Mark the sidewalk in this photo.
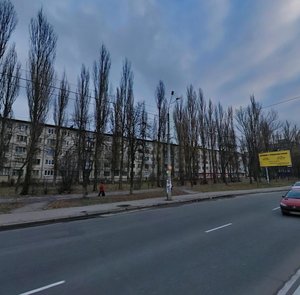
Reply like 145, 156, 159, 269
0, 186, 290, 230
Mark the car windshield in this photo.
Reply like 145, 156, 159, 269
286, 190, 300, 199
293, 182, 300, 186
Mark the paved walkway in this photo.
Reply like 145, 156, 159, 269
0, 186, 290, 230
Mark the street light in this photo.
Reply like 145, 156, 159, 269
166, 91, 181, 201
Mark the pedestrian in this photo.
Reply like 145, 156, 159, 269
98, 182, 105, 197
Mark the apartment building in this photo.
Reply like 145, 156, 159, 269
0, 119, 246, 184
0, 119, 159, 183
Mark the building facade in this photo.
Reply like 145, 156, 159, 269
0, 119, 246, 184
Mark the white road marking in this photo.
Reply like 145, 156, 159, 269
205, 223, 232, 233
277, 268, 300, 295
272, 207, 280, 211
293, 284, 300, 295
18, 280, 65, 295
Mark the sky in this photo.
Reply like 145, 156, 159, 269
8, 0, 300, 126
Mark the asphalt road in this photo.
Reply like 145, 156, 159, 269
0, 191, 299, 295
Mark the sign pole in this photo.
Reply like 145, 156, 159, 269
265, 167, 270, 184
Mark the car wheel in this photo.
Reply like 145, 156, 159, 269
281, 210, 289, 216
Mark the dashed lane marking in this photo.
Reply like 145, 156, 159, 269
18, 280, 65, 295
205, 223, 232, 233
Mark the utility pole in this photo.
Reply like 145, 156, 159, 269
166, 91, 181, 201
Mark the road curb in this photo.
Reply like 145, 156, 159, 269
0, 188, 289, 231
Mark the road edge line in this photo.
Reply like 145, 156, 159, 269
277, 268, 300, 295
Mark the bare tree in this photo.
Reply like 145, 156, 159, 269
227, 107, 240, 182
110, 92, 122, 183
155, 80, 167, 187
149, 116, 158, 187
93, 44, 110, 190
215, 106, 240, 183
0, 0, 17, 60
126, 99, 141, 195
207, 99, 217, 183
137, 102, 149, 188
198, 88, 208, 183
122, 67, 144, 194
215, 103, 229, 184
280, 121, 300, 178
259, 110, 281, 180
53, 72, 70, 184
73, 65, 91, 196
116, 58, 133, 189
58, 148, 77, 193
236, 95, 262, 184
0, 0, 18, 171
239, 137, 249, 178
0, 44, 20, 170
260, 110, 280, 152
174, 98, 185, 185
185, 85, 199, 186
20, 9, 57, 195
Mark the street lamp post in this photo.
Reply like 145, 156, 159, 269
166, 91, 180, 201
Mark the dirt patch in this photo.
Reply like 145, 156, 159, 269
188, 180, 293, 193
47, 188, 184, 209
0, 203, 23, 214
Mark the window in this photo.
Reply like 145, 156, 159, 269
104, 171, 110, 177
46, 148, 54, 156
48, 128, 54, 134
44, 170, 53, 176
33, 159, 41, 165
17, 135, 27, 143
45, 159, 54, 165
0, 168, 9, 176
145, 164, 149, 170
15, 157, 25, 163
18, 124, 28, 131
15, 146, 26, 154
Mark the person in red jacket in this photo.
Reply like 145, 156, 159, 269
98, 182, 105, 197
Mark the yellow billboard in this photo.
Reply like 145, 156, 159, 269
259, 150, 292, 167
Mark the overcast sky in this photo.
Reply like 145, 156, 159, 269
9, 0, 300, 125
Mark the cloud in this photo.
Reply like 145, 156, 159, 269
8, 0, 300, 125
197, 0, 300, 112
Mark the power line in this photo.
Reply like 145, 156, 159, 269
17, 66, 160, 111
2, 72, 159, 127
262, 95, 300, 109
17, 76, 115, 105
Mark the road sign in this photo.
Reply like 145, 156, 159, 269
259, 150, 292, 167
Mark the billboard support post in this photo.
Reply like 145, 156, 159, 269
265, 167, 269, 184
